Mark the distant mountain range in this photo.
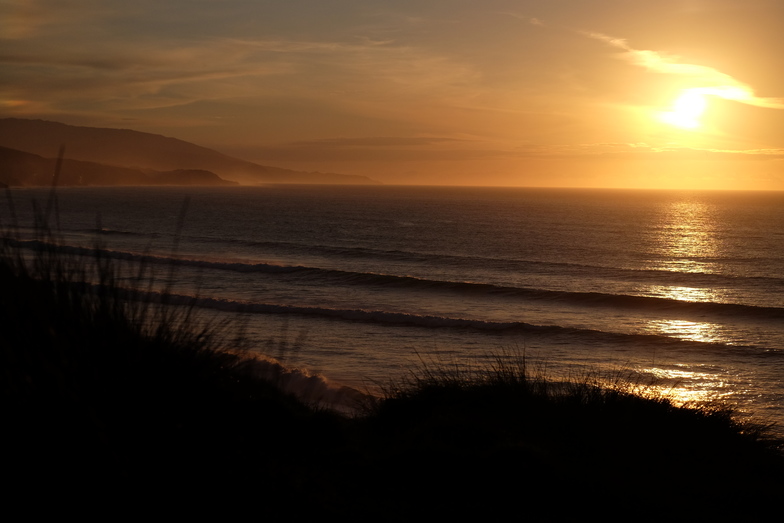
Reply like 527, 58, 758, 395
0, 118, 378, 187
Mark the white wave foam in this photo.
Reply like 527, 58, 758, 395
231, 351, 374, 415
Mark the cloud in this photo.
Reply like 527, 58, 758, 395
239, 139, 504, 163
499, 12, 544, 26
0, 30, 479, 121
288, 137, 466, 148
586, 32, 784, 109
2, 26, 478, 103
1, 0, 101, 38
511, 142, 784, 161
271, 138, 784, 164
0, 40, 297, 114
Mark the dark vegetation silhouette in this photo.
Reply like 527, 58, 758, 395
2, 159, 782, 519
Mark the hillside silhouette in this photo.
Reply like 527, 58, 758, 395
0, 146, 238, 187
0, 119, 378, 185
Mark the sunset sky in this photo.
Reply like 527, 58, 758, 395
3, 0, 784, 188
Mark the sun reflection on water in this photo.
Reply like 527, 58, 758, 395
646, 284, 725, 303
641, 365, 735, 406
647, 198, 724, 275
639, 197, 734, 343
645, 319, 725, 344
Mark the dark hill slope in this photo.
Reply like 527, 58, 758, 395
0, 146, 236, 187
0, 118, 378, 185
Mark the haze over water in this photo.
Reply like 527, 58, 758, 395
5, 185, 784, 435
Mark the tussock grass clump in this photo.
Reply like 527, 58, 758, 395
0, 201, 348, 513
356, 354, 784, 520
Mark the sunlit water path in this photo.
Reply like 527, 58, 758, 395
4, 185, 784, 434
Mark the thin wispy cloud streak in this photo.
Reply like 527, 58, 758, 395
587, 31, 784, 110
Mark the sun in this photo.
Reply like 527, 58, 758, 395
659, 89, 708, 129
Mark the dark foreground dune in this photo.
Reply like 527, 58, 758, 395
3, 228, 783, 521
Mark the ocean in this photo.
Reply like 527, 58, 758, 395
4, 185, 784, 434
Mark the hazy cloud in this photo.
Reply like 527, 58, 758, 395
512, 142, 784, 161
1, 30, 478, 117
288, 137, 467, 148
0, 0, 112, 39
498, 12, 544, 26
